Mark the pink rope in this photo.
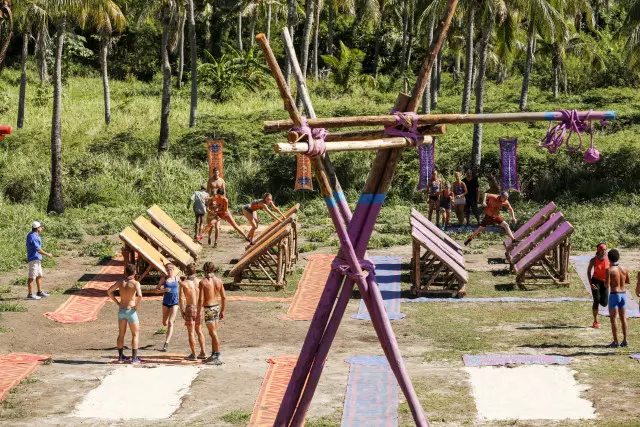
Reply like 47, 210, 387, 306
384, 111, 422, 147
292, 117, 327, 158
538, 109, 592, 153
331, 258, 375, 282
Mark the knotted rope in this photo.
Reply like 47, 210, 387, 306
538, 109, 605, 163
292, 117, 328, 158
331, 257, 376, 282
384, 111, 422, 147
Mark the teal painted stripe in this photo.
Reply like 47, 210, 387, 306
372, 193, 387, 204
325, 196, 337, 207
544, 112, 556, 121
333, 191, 346, 203
605, 111, 616, 120
358, 194, 374, 205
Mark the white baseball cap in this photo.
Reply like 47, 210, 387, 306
32, 221, 42, 229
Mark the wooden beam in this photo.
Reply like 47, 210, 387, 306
276, 135, 433, 154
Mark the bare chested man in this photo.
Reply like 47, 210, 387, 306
179, 263, 206, 360
605, 249, 629, 348
107, 263, 143, 364
207, 168, 226, 197
198, 262, 226, 365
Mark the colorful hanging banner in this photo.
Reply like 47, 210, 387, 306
416, 138, 436, 191
206, 140, 224, 179
500, 137, 520, 192
295, 154, 313, 191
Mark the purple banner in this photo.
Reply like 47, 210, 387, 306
416, 138, 436, 191
500, 137, 520, 192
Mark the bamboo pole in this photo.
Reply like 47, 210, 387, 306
277, 135, 433, 154
264, 110, 616, 131
324, 124, 445, 141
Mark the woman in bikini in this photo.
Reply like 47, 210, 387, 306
156, 263, 180, 352
426, 170, 442, 226
197, 189, 250, 246
439, 182, 454, 230
242, 193, 285, 242
452, 172, 468, 226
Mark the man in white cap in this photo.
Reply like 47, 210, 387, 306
26, 221, 53, 300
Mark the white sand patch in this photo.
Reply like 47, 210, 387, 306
466, 365, 596, 421
72, 365, 201, 420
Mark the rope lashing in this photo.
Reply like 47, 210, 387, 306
331, 257, 376, 282
384, 111, 422, 147
291, 117, 327, 158
539, 109, 592, 154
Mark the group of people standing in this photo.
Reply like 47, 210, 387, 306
188, 168, 285, 247
107, 261, 227, 365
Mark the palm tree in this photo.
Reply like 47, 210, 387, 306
296, 0, 314, 109
461, 0, 475, 114
620, 0, 640, 67
14, 0, 47, 128
327, 0, 354, 55
81, 0, 125, 125
177, 10, 185, 88
140, 0, 181, 153
311, 0, 323, 79
284, 0, 295, 83
0, 0, 13, 73
48, 13, 65, 214
187, 0, 197, 126
514, 0, 567, 110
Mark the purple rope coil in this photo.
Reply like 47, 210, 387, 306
384, 111, 422, 147
292, 117, 327, 158
331, 257, 376, 282
539, 109, 592, 153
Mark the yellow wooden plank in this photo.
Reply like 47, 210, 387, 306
133, 216, 194, 268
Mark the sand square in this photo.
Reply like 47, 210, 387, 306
73, 365, 201, 420
465, 365, 596, 420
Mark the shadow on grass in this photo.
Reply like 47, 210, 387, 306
516, 325, 586, 330
488, 257, 507, 265
519, 343, 606, 349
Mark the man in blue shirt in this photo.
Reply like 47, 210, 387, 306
26, 221, 53, 300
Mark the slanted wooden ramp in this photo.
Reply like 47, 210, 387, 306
146, 205, 201, 260
119, 226, 172, 282
247, 203, 300, 270
229, 227, 292, 289
505, 202, 557, 250
410, 209, 468, 297
133, 216, 194, 270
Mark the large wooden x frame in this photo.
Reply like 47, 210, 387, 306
256, 2, 457, 425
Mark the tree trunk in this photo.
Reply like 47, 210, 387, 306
266, 2, 272, 41
0, 5, 12, 74
205, 17, 212, 53
461, 3, 474, 114
187, 0, 197, 127
373, 24, 381, 78
422, 17, 434, 114
429, 16, 437, 110
563, 70, 568, 94
177, 12, 185, 88
400, 2, 409, 77
406, 2, 414, 69
553, 56, 559, 99
17, 32, 28, 129
471, 12, 493, 174
250, 7, 257, 47
311, 0, 320, 79
100, 37, 111, 125
519, 20, 535, 111
285, 0, 296, 84
237, 12, 243, 51
297, 0, 314, 110
35, 30, 48, 84
327, 0, 334, 55
436, 41, 443, 92
159, 17, 172, 153
48, 21, 65, 214
453, 50, 461, 82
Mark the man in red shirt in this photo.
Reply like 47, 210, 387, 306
464, 192, 517, 246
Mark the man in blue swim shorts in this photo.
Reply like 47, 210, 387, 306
107, 264, 143, 363
605, 249, 630, 348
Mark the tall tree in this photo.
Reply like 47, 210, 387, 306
296, 0, 314, 109
237, 9, 243, 50
311, 0, 322, 79
186, 0, 197, 126
177, 10, 185, 88
515, 0, 567, 110
620, 0, 640, 67
48, 15, 64, 213
0, 0, 13, 73
284, 0, 295, 83
461, 1, 474, 113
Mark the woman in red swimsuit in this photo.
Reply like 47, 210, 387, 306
587, 243, 609, 329
242, 193, 285, 242
197, 189, 250, 247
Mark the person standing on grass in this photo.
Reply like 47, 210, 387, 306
26, 221, 53, 300
425, 170, 442, 226
156, 263, 180, 352
487, 171, 500, 195
462, 170, 481, 226
439, 183, 454, 230
107, 263, 143, 364
464, 192, 517, 246
605, 249, 630, 348
452, 172, 468, 226
198, 262, 226, 365
242, 193, 285, 242
187, 184, 209, 239
179, 263, 206, 360
587, 243, 609, 329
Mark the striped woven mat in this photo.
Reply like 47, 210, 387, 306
280, 254, 333, 320
0, 353, 51, 402
249, 355, 299, 426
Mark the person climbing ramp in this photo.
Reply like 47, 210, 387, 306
464, 192, 517, 246
197, 189, 250, 247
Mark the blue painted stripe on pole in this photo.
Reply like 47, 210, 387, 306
605, 111, 616, 120
325, 197, 337, 207
358, 194, 374, 205
333, 191, 346, 203
372, 193, 387, 204
544, 112, 556, 121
